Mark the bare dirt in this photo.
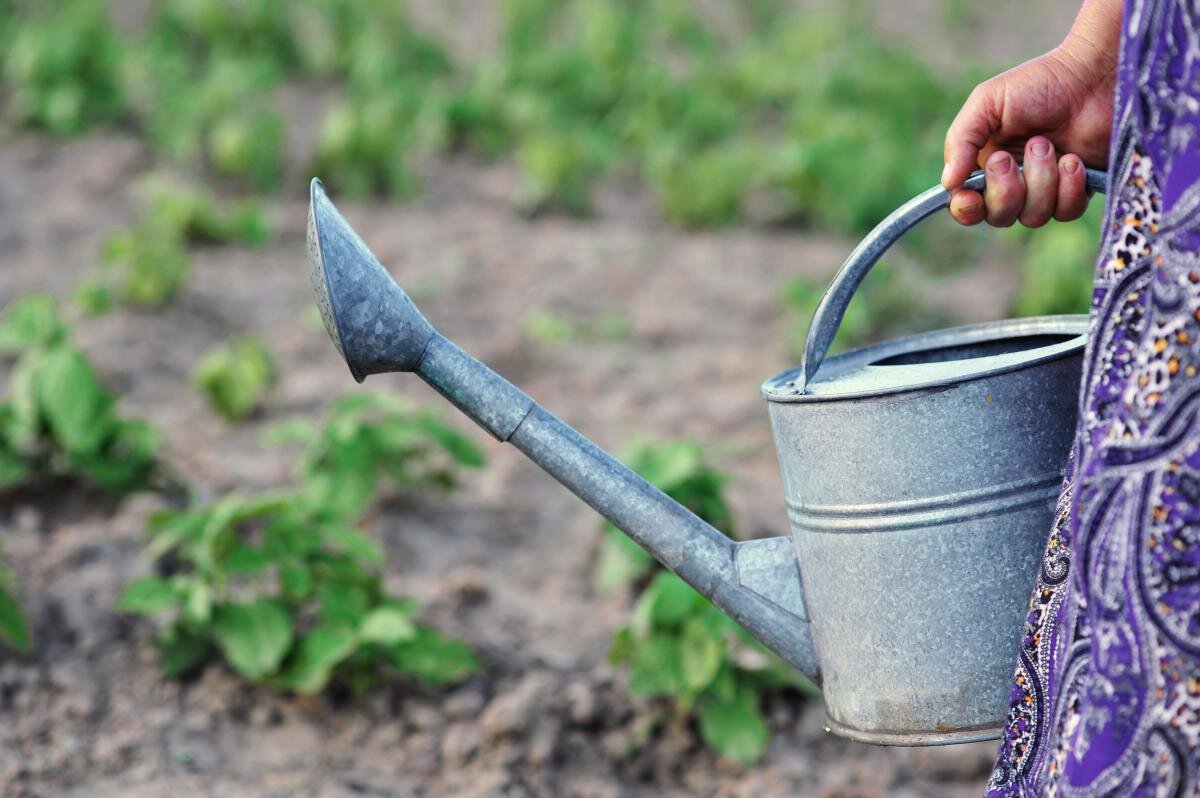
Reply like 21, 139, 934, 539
0, 123, 1028, 798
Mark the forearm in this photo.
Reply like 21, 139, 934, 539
1059, 0, 1123, 74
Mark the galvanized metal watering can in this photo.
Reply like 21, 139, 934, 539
305, 167, 1106, 746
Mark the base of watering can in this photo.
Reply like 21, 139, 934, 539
824, 714, 1002, 747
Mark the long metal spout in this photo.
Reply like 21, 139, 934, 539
307, 179, 819, 683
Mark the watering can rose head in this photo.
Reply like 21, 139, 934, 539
306, 172, 1100, 746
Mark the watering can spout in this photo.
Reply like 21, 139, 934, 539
307, 178, 820, 684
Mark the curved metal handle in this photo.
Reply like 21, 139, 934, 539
798, 167, 1108, 389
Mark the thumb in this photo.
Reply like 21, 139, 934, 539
942, 84, 1000, 189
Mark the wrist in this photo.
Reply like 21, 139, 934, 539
1058, 0, 1122, 77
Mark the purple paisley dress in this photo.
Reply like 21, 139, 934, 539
986, 0, 1200, 795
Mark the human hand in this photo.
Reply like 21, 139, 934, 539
941, 1, 1120, 227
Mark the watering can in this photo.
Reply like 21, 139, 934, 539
305, 167, 1106, 746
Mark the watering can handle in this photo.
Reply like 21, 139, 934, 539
798, 166, 1108, 389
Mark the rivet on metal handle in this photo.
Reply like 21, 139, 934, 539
797, 167, 1108, 391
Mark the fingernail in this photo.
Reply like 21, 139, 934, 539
1030, 138, 1051, 158
1061, 157, 1080, 174
960, 200, 981, 214
941, 163, 952, 186
988, 153, 1012, 174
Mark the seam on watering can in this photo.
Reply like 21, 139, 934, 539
785, 471, 1063, 532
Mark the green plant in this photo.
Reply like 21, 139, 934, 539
100, 225, 191, 309
142, 179, 272, 246
3, 0, 125, 134
193, 337, 277, 421
269, 392, 486, 523
524, 308, 630, 347
95, 181, 271, 310
610, 570, 815, 765
0, 294, 161, 494
0, 559, 30, 654
1012, 206, 1103, 317
208, 107, 285, 190
596, 439, 813, 763
120, 390, 485, 692
118, 492, 479, 691
594, 441, 733, 592
0, 1, 990, 231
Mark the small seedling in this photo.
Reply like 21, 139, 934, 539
120, 391, 484, 692
610, 570, 815, 765
269, 392, 485, 524
94, 181, 271, 311
0, 294, 161, 494
118, 493, 479, 692
598, 440, 811, 765
193, 336, 277, 422
2, 0, 125, 135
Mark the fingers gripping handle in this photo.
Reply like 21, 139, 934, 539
797, 167, 1108, 390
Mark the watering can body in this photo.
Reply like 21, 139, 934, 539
764, 317, 1084, 743
305, 168, 1105, 746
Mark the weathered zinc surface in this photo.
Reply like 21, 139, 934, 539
306, 171, 1102, 746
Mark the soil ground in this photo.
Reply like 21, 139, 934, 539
0, 2, 1079, 794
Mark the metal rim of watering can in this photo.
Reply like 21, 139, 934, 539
796, 166, 1108, 392
762, 314, 1089, 402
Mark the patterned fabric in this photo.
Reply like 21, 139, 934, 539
987, 1, 1200, 795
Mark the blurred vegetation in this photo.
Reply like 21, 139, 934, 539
82, 179, 272, 312
1010, 204, 1104, 317
598, 441, 816, 764
0, 294, 162, 494
0, 558, 30, 654
0, 0, 1099, 339
0, 0, 981, 233
118, 391, 484, 692
193, 336, 277, 421
268, 392, 486, 523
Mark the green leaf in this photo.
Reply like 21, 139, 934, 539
634, 571, 702, 633
157, 621, 211, 678
415, 416, 485, 468
279, 560, 314, 599
359, 604, 416, 645
223, 543, 275, 574
0, 441, 29, 489
696, 681, 770, 766
210, 599, 293, 680
0, 294, 65, 351
0, 582, 30, 653
317, 583, 370, 627
279, 625, 358, 694
4, 354, 42, 450
594, 528, 654, 592
680, 617, 724, 694
117, 576, 177, 614
388, 626, 479, 685
192, 337, 276, 421
627, 631, 685, 698
35, 345, 114, 456
322, 527, 383, 566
